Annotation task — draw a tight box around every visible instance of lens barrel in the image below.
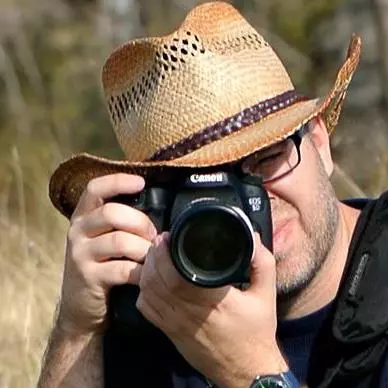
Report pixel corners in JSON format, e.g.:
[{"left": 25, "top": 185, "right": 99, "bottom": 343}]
[{"left": 170, "top": 202, "right": 254, "bottom": 287}]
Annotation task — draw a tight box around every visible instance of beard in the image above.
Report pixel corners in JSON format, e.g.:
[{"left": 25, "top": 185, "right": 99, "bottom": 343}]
[{"left": 275, "top": 159, "right": 339, "bottom": 298}]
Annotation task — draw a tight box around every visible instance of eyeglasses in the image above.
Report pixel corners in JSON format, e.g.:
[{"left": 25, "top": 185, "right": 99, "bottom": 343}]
[{"left": 241, "top": 123, "right": 310, "bottom": 183}]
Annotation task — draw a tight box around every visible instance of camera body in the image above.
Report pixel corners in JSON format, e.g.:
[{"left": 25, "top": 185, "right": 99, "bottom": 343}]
[
  {"left": 108, "top": 169, "right": 272, "bottom": 333},
  {"left": 112, "top": 170, "right": 272, "bottom": 286}
]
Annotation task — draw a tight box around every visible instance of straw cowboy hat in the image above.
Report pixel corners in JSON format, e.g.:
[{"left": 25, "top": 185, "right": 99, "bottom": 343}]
[{"left": 49, "top": 1, "right": 361, "bottom": 219}]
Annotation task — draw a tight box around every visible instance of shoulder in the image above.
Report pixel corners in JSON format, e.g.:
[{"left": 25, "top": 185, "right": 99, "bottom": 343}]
[{"left": 342, "top": 191, "right": 388, "bottom": 210}]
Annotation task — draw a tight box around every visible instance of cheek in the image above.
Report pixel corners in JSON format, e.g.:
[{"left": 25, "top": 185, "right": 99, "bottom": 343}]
[
  {"left": 266, "top": 164, "right": 327, "bottom": 252},
  {"left": 268, "top": 174, "right": 318, "bottom": 219},
  {"left": 266, "top": 147, "right": 325, "bottom": 216},
  {"left": 267, "top": 158, "right": 337, "bottom": 256}
]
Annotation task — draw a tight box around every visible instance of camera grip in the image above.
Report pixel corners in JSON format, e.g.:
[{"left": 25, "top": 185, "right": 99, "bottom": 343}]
[
  {"left": 253, "top": 219, "right": 273, "bottom": 252},
  {"left": 239, "top": 175, "right": 273, "bottom": 253}
]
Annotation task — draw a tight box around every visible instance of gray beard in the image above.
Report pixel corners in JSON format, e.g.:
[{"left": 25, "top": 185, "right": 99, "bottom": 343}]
[{"left": 275, "top": 164, "right": 339, "bottom": 298}]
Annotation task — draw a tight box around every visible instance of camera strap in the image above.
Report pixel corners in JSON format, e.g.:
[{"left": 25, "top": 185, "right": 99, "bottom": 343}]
[{"left": 308, "top": 191, "right": 388, "bottom": 387}]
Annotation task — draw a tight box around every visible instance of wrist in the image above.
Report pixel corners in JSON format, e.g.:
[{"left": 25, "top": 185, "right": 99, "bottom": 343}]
[
  {"left": 53, "top": 322, "right": 99, "bottom": 343},
  {"left": 55, "top": 306, "right": 106, "bottom": 338},
  {"left": 243, "top": 356, "right": 289, "bottom": 388},
  {"left": 216, "top": 352, "right": 289, "bottom": 388},
  {"left": 250, "top": 370, "right": 300, "bottom": 388},
  {"left": 38, "top": 322, "right": 103, "bottom": 388}
]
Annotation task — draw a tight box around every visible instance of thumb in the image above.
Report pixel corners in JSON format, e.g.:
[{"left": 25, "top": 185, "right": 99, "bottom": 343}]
[{"left": 246, "top": 232, "right": 277, "bottom": 297}]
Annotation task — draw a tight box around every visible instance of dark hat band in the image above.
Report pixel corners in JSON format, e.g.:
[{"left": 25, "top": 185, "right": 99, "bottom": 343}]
[{"left": 147, "top": 89, "right": 306, "bottom": 162}]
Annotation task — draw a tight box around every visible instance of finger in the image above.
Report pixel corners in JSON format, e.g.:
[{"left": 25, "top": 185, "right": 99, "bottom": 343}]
[
  {"left": 149, "top": 233, "right": 181, "bottom": 287},
  {"left": 149, "top": 233, "right": 226, "bottom": 303},
  {"left": 71, "top": 173, "right": 145, "bottom": 220},
  {"left": 140, "top": 233, "right": 169, "bottom": 290},
  {"left": 137, "top": 251, "right": 179, "bottom": 333},
  {"left": 87, "top": 231, "right": 152, "bottom": 262},
  {"left": 95, "top": 259, "right": 143, "bottom": 287},
  {"left": 246, "top": 232, "right": 277, "bottom": 297},
  {"left": 77, "top": 202, "right": 157, "bottom": 240}
]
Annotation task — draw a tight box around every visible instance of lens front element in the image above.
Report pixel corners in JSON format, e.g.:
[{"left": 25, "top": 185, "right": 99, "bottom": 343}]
[{"left": 170, "top": 203, "right": 254, "bottom": 287}]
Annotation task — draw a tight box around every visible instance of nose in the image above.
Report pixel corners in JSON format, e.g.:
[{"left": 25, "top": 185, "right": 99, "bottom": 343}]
[{"left": 263, "top": 185, "right": 277, "bottom": 201}]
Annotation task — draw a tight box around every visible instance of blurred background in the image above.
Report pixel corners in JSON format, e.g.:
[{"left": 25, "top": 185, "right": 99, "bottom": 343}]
[{"left": 0, "top": 0, "right": 387, "bottom": 386}]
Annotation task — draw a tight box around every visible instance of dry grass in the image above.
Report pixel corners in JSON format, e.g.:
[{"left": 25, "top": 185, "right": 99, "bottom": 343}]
[{"left": 0, "top": 140, "right": 68, "bottom": 388}]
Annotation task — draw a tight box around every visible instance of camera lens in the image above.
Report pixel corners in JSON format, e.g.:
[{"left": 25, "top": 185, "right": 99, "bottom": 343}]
[{"left": 170, "top": 204, "right": 254, "bottom": 287}]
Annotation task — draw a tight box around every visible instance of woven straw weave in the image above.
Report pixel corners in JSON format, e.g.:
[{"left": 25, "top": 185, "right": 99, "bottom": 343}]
[{"left": 49, "top": 1, "right": 362, "bottom": 219}]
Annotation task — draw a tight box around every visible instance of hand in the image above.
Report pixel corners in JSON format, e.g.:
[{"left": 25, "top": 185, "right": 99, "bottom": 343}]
[
  {"left": 137, "top": 232, "right": 288, "bottom": 388},
  {"left": 57, "top": 173, "right": 157, "bottom": 335}
]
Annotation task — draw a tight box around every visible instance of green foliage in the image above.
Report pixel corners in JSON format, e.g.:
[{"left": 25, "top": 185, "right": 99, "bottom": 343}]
[{"left": 268, "top": 0, "right": 346, "bottom": 53}]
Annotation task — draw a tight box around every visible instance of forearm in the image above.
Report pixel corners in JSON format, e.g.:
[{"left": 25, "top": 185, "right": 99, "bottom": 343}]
[{"left": 37, "top": 325, "right": 104, "bottom": 388}]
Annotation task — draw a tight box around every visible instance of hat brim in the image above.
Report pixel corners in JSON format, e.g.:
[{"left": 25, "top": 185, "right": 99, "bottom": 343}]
[{"left": 49, "top": 35, "right": 361, "bottom": 219}]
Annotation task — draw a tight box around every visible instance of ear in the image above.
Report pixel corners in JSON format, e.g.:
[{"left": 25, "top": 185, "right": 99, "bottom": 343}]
[{"left": 308, "top": 115, "right": 334, "bottom": 177}]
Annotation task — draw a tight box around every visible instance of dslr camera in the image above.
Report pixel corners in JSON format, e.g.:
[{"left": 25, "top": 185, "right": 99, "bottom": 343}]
[
  {"left": 108, "top": 169, "right": 272, "bottom": 331},
  {"left": 111, "top": 169, "right": 272, "bottom": 286}
]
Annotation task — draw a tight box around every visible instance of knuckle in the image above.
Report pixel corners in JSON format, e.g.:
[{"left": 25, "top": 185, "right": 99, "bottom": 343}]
[
  {"left": 67, "top": 240, "right": 84, "bottom": 263},
  {"left": 67, "top": 225, "right": 76, "bottom": 243},
  {"left": 66, "top": 244, "right": 84, "bottom": 268},
  {"left": 135, "top": 294, "right": 145, "bottom": 314},
  {"left": 67, "top": 216, "right": 84, "bottom": 243},
  {"left": 67, "top": 222, "right": 81, "bottom": 244},
  {"left": 110, "top": 231, "right": 128, "bottom": 255},
  {"left": 69, "top": 209, "right": 83, "bottom": 227},
  {"left": 69, "top": 212, "right": 80, "bottom": 225},
  {"left": 85, "top": 179, "right": 99, "bottom": 198},
  {"left": 116, "top": 260, "right": 131, "bottom": 284},
  {"left": 101, "top": 202, "right": 117, "bottom": 226}
]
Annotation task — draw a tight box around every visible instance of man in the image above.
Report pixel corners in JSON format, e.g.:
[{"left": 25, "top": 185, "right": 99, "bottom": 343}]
[{"left": 38, "top": 2, "right": 388, "bottom": 387}]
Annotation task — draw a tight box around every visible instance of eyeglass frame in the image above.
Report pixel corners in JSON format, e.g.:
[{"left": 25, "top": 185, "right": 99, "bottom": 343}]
[{"left": 240, "top": 121, "right": 311, "bottom": 184}]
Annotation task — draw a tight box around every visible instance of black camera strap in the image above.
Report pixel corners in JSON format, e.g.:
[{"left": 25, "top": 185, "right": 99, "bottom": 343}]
[{"left": 308, "top": 191, "right": 388, "bottom": 387}]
